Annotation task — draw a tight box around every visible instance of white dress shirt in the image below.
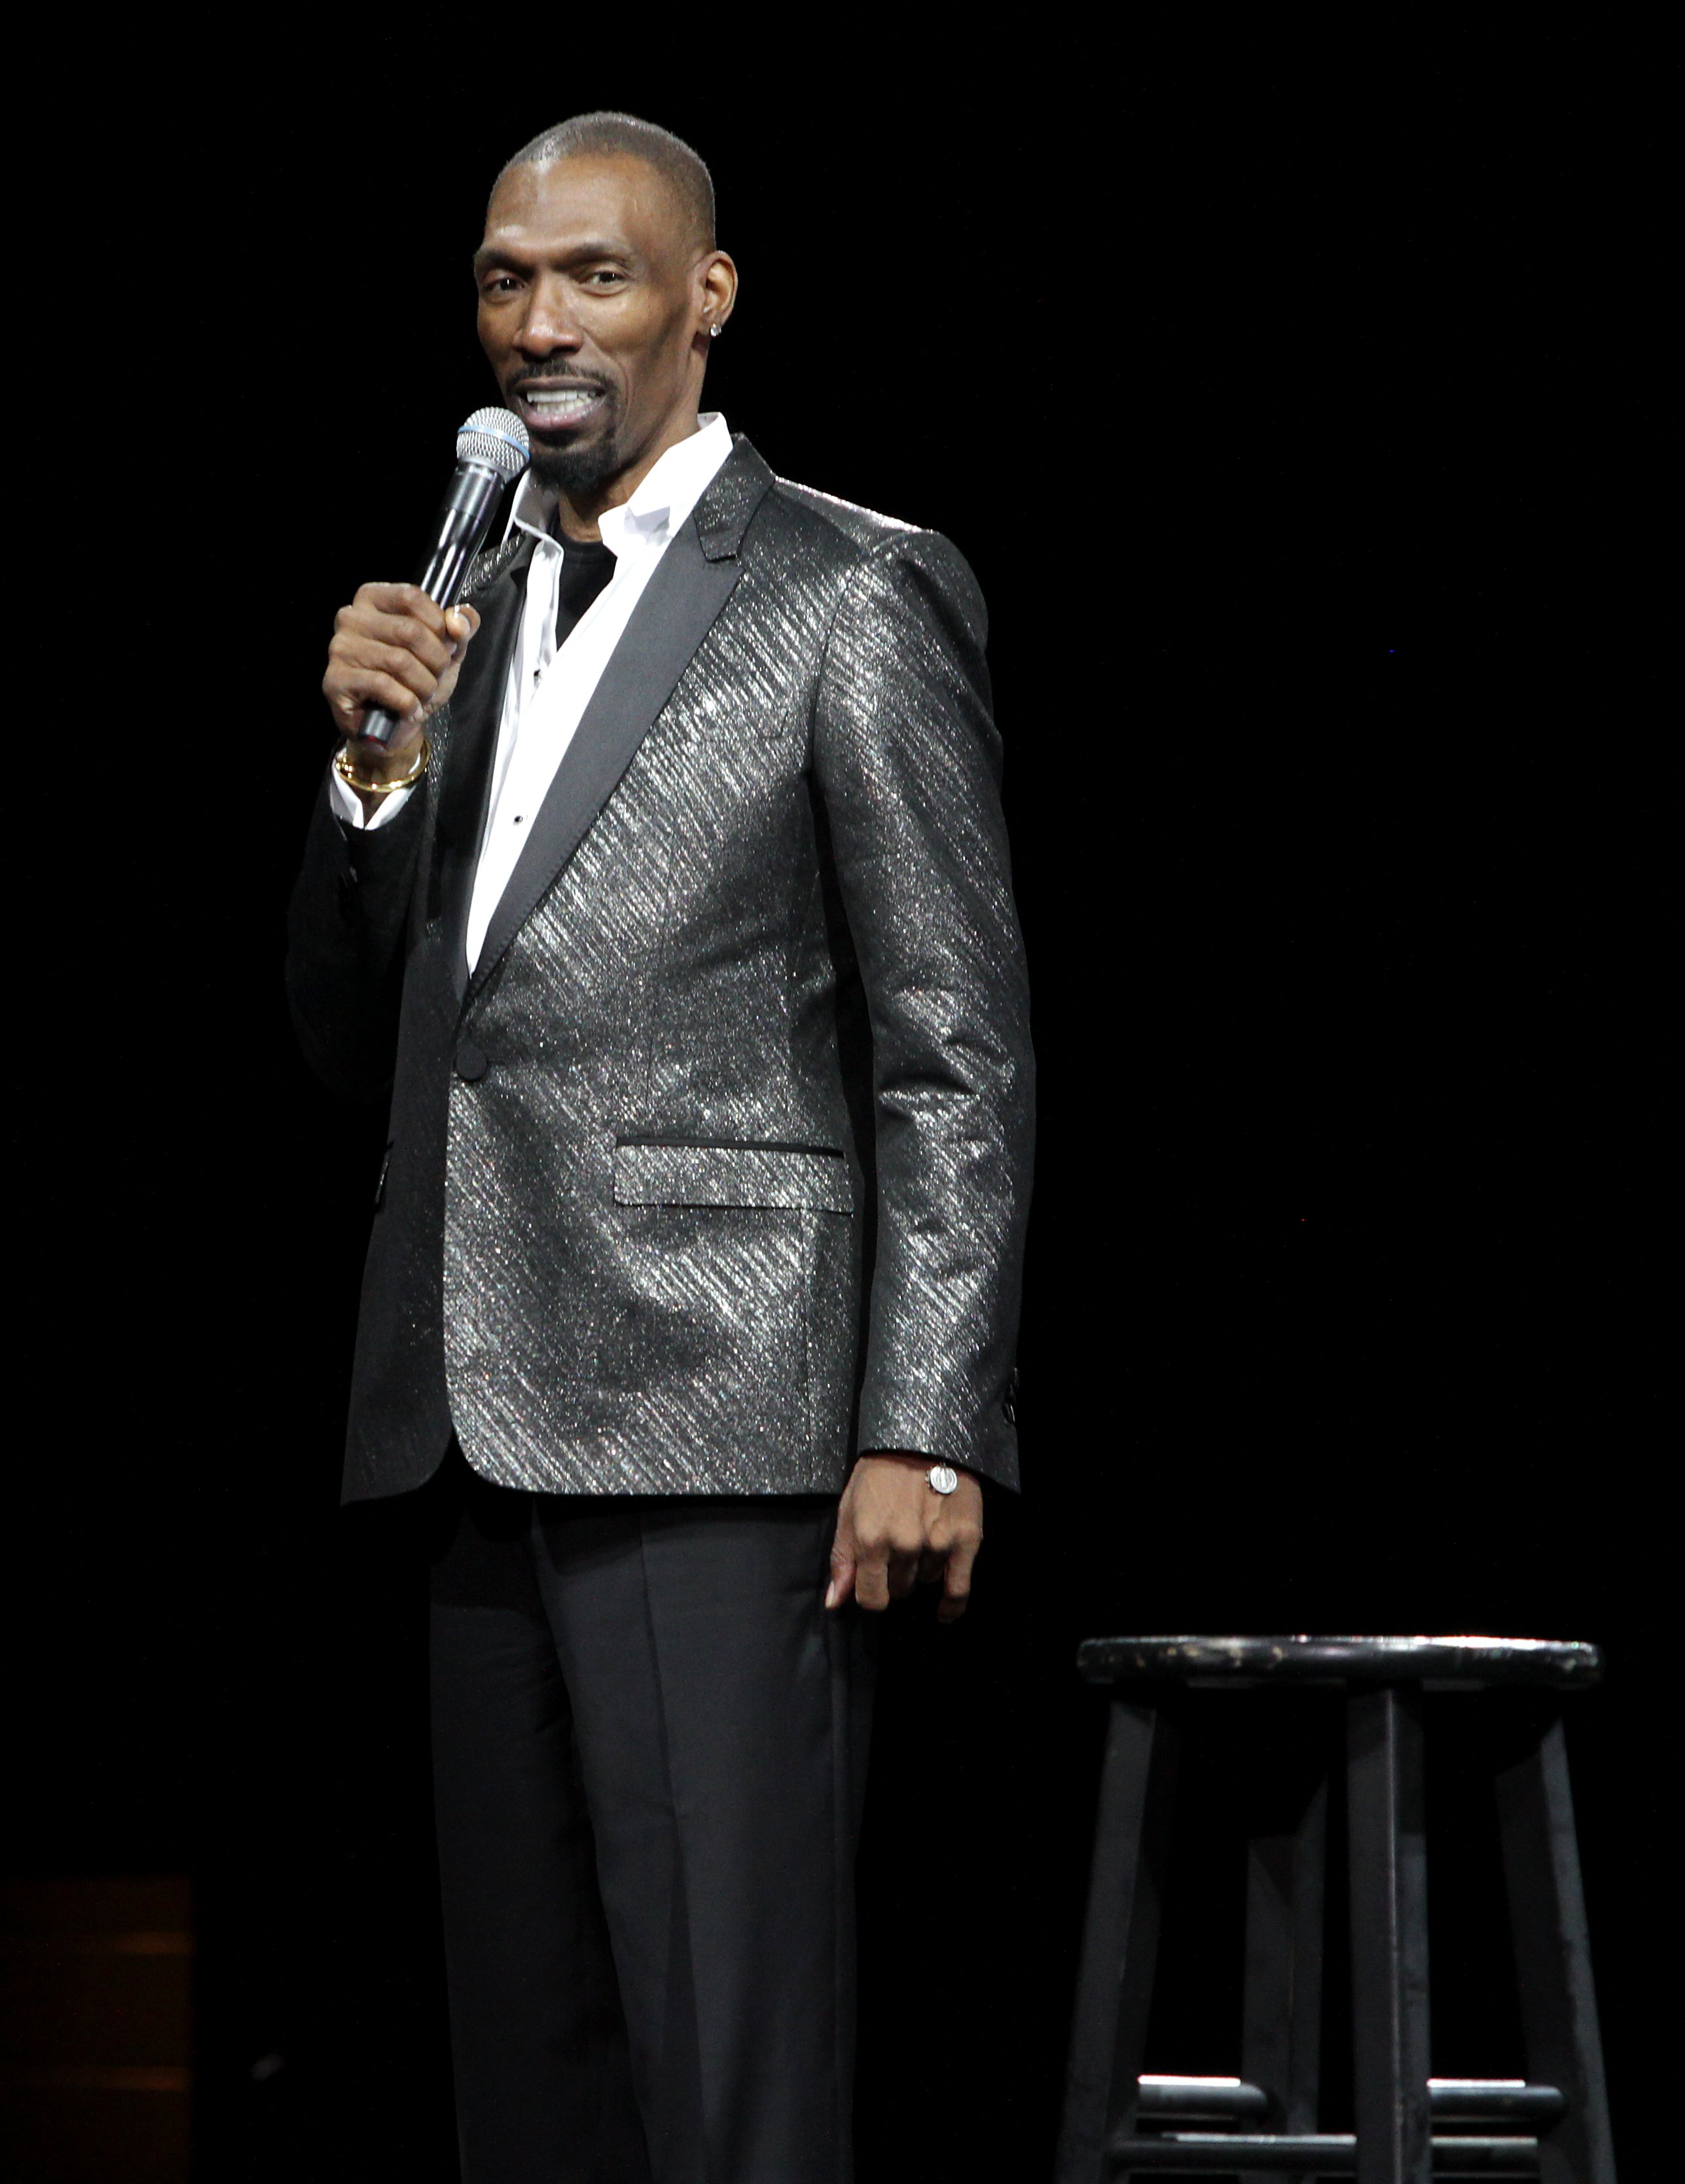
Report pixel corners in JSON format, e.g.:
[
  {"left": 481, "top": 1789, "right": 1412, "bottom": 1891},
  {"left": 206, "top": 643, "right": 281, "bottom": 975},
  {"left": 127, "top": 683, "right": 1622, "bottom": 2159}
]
[{"left": 332, "top": 412, "right": 734, "bottom": 972}]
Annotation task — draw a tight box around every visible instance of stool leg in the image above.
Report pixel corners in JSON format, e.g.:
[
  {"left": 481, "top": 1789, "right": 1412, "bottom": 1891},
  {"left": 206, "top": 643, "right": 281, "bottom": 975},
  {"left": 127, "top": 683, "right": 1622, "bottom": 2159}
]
[
  {"left": 1347, "top": 1685, "right": 1432, "bottom": 2184},
  {"left": 1494, "top": 1706, "right": 1617, "bottom": 2184},
  {"left": 1056, "top": 1697, "right": 1180, "bottom": 2184},
  {"left": 1241, "top": 1764, "right": 1328, "bottom": 2184}
]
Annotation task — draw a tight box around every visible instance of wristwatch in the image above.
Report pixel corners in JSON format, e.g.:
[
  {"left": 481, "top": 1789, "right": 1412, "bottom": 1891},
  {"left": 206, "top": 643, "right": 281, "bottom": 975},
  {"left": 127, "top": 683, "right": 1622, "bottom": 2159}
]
[{"left": 926, "top": 1464, "right": 960, "bottom": 1495}]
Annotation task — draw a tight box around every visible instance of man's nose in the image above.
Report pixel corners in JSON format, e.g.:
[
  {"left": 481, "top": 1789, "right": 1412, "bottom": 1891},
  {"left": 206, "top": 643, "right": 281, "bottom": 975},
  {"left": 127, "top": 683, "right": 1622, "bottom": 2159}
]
[{"left": 514, "top": 277, "right": 582, "bottom": 355}]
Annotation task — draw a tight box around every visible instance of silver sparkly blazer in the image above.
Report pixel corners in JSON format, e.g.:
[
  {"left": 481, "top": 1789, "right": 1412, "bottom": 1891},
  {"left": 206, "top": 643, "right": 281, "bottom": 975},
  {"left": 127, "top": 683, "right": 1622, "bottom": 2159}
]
[{"left": 287, "top": 437, "right": 1034, "bottom": 1502}]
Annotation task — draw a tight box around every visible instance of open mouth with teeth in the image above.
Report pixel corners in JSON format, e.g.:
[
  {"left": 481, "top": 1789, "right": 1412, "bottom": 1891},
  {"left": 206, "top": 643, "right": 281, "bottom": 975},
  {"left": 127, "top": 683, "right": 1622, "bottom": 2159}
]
[{"left": 515, "top": 383, "right": 609, "bottom": 428}]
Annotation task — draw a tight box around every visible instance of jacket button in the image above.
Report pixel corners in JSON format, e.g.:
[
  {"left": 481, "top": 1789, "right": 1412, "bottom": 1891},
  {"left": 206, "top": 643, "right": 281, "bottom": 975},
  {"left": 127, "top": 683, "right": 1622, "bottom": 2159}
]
[{"left": 455, "top": 1042, "right": 488, "bottom": 1082}]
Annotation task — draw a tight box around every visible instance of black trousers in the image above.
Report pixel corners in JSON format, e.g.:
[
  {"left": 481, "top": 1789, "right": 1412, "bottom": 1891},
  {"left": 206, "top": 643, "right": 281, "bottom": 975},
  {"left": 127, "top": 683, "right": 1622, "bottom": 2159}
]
[{"left": 428, "top": 1455, "right": 876, "bottom": 2184}]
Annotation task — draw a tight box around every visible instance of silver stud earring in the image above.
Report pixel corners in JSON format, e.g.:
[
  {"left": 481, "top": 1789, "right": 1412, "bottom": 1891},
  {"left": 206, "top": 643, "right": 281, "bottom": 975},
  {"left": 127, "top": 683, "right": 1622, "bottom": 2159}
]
[{"left": 708, "top": 323, "right": 721, "bottom": 338}]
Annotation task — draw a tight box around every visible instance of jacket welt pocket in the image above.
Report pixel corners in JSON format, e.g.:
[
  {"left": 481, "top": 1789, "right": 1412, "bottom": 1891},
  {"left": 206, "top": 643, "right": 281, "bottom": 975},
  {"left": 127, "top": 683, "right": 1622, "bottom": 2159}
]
[{"left": 613, "top": 1141, "right": 852, "bottom": 1215}]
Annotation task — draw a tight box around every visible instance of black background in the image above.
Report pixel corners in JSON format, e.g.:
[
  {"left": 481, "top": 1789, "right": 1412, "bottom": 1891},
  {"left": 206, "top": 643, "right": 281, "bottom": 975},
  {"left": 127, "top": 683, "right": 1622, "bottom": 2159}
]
[{"left": 5, "top": 24, "right": 1659, "bottom": 2181}]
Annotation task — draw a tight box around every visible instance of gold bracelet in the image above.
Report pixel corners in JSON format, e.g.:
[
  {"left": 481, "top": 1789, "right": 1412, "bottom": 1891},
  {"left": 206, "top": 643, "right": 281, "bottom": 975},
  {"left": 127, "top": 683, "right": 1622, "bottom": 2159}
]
[{"left": 335, "top": 735, "right": 431, "bottom": 796}]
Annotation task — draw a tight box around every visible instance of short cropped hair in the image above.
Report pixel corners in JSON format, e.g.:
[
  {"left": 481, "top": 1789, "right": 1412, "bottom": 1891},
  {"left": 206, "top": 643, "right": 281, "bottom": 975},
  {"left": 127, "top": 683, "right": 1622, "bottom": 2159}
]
[{"left": 498, "top": 112, "right": 716, "bottom": 255}]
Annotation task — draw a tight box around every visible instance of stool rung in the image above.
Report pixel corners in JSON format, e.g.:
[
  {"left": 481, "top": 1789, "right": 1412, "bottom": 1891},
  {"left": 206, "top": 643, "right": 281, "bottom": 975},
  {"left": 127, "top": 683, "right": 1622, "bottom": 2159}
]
[
  {"left": 1136, "top": 2076, "right": 1269, "bottom": 2121},
  {"left": 1108, "top": 2134, "right": 1543, "bottom": 2174},
  {"left": 1131, "top": 2075, "right": 1567, "bottom": 2130},
  {"left": 1429, "top": 2079, "right": 1566, "bottom": 2125}
]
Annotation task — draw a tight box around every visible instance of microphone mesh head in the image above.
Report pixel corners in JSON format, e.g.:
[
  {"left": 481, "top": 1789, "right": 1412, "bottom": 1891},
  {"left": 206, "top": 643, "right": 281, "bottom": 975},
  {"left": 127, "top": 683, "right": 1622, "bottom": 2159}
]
[{"left": 456, "top": 407, "right": 530, "bottom": 479}]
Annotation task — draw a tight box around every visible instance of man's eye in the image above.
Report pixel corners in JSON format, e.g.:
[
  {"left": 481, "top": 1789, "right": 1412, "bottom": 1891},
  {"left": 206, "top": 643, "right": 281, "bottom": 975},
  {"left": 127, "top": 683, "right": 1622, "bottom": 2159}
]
[
  {"left": 585, "top": 269, "right": 626, "bottom": 287},
  {"left": 482, "top": 275, "right": 520, "bottom": 296}
]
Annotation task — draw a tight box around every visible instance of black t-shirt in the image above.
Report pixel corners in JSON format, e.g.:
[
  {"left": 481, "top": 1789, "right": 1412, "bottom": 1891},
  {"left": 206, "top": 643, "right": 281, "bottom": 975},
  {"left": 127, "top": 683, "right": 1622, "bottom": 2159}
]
[{"left": 548, "top": 530, "right": 616, "bottom": 649}]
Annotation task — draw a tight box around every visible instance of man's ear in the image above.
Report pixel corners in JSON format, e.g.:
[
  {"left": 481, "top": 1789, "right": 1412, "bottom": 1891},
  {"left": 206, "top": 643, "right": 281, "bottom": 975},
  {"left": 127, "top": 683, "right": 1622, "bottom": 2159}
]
[{"left": 698, "top": 249, "right": 738, "bottom": 334}]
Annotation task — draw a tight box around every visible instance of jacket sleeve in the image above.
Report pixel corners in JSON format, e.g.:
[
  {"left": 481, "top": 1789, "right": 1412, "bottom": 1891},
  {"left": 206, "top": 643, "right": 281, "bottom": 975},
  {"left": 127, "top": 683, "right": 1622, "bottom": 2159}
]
[
  {"left": 812, "top": 531, "right": 1034, "bottom": 1487},
  {"left": 285, "top": 767, "right": 427, "bottom": 1104}
]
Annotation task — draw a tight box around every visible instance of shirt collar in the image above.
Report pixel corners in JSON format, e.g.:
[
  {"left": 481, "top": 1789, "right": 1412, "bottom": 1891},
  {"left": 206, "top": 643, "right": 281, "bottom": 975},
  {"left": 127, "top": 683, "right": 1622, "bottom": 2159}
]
[{"left": 505, "top": 412, "right": 733, "bottom": 555}]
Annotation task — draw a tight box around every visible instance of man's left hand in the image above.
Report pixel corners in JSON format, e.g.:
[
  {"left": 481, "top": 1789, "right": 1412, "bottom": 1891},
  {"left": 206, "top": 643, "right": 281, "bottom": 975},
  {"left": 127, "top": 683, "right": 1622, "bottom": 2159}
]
[{"left": 825, "top": 1453, "right": 983, "bottom": 1624}]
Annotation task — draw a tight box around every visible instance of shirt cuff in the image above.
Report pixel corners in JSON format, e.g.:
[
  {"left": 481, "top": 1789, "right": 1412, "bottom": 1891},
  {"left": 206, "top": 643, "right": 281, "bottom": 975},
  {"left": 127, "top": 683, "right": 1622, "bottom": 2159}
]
[{"left": 328, "top": 761, "right": 416, "bottom": 832}]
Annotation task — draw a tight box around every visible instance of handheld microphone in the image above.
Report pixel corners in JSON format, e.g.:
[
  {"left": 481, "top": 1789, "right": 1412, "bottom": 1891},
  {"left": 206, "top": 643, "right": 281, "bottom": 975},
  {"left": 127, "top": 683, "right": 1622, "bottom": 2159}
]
[{"left": 357, "top": 407, "right": 531, "bottom": 748}]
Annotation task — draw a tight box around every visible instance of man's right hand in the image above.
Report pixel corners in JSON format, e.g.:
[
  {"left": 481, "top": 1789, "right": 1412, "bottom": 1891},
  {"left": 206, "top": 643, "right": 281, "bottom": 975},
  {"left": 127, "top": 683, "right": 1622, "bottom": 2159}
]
[{"left": 323, "top": 583, "right": 480, "bottom": 814}]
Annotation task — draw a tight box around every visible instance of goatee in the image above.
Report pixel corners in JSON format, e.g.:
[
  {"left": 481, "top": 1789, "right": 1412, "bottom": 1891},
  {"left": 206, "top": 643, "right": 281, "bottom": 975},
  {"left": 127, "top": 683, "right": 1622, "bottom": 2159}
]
[{"left": 529, "top": 432, "right": 624, "bottom": 500}]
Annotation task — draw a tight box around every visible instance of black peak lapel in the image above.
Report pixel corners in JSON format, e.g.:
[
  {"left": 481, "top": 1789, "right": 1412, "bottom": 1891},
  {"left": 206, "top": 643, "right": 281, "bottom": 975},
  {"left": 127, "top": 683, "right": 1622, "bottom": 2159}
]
[
  {"left": 696, "top": 435, "right": 775, "bottom": 558},
  {"left": 464, "top": 439, "right": 776, "bottom": 1005},
  {"left": 429, "top": 534, "right": 535, "bottom": 996}
]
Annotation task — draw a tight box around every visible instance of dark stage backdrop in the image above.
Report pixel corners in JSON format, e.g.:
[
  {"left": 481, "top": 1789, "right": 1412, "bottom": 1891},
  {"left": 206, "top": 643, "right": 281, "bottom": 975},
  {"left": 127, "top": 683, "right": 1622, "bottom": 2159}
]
[{"left": 3, "top": 28, "right": 1657, "bottom": 2182}]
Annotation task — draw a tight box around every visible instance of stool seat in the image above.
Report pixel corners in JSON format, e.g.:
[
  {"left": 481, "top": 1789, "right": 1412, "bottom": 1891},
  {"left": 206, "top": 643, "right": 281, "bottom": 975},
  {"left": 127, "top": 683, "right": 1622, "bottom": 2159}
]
[{"left": 1078, "top": 1635, "right": 1603, "bottom": 1690}]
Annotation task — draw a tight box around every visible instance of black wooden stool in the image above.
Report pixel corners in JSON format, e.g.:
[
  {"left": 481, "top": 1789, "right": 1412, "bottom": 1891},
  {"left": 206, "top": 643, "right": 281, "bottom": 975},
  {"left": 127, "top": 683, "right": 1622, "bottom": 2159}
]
[{"left": 1055, "top": 1637, "right": 1616, "bottom": 2183}]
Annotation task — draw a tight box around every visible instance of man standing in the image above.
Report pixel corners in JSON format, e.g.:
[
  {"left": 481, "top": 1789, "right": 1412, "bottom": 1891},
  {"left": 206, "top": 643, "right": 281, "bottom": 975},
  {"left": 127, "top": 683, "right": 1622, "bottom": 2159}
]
[{"left": 288, "top": 112, "right": 1032, "bottom": 2183}]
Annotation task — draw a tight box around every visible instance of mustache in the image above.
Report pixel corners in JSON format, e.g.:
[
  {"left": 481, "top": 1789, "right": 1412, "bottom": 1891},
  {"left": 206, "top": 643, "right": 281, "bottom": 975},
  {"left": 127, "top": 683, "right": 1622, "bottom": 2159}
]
[{"left": 508, "top": 366, "right": 615, "bottom": 397}]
